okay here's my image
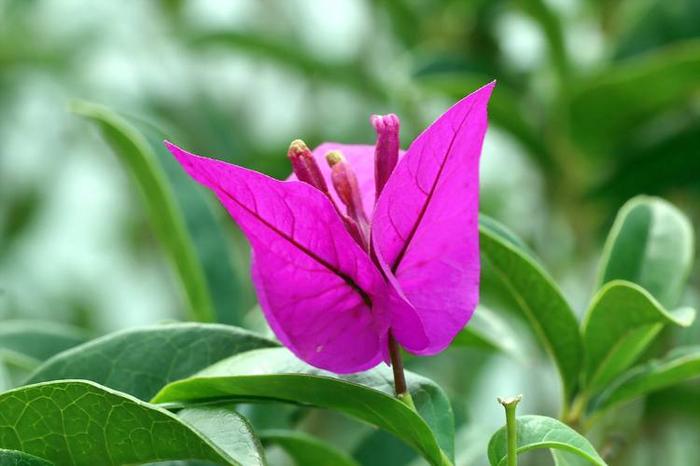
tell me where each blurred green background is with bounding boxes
[1,0,699,465]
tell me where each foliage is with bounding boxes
[1,0,699,465]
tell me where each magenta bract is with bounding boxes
[165,82,494,373]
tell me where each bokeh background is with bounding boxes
[1,0,699,465]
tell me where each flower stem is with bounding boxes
[388,332,414,408]
[498,395,523,466]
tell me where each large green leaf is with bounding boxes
[27,323,277,400]
[596,196,694,308]
[0,450,52,466]
[177,406,266,466]
[487,415,606,466]
[352,428,418,466]
[72,101,211,322]
[594,346,700,412]
[581,281,695,395]
[0,320,87,363]
[569,40,700,155]
[479,221,583,402]
[153,348,453,466]
[0,380,261,466]
[260,430,359,466]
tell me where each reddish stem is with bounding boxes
[388,331,407,396]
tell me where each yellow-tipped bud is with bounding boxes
[288,139,310,159]
[325,150,345,167]
[287,138,329,194]
[326,150,370,242]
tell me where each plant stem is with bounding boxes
[388,332,415,408]
[498,395,523,466]
[564,392,588,431]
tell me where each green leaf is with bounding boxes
[27,323,278,400]
[594,346,700,412]
[352,429,418,466]
[0,380,260,466]
[552,450,603,466]
[177,406,266,466]
[479,222,583,403]
[152,348,453,466]
[487,415,607,466]
[596,196,694,308]
[479,215,533,254]
[138,118,253,324]
[452,306,522,358]
[569,40,700,155]
[0,449,53,466]
[72,101,239,323]
[581,280,695,395]
[0,320,87,363]
[260,430,359,466]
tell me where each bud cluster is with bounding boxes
[287,114,400,251]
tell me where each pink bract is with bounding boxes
[165,82,494,373]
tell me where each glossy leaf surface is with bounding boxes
[28,323,277,400]
[153,348,453,466]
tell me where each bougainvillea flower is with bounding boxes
[165,82,494,373]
